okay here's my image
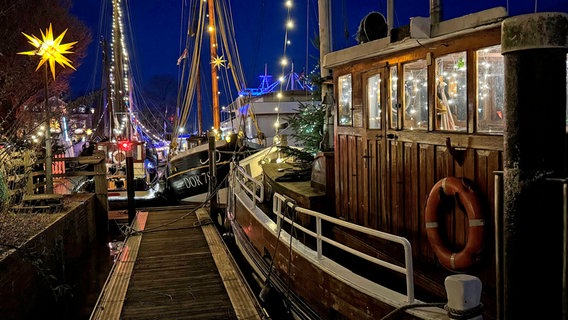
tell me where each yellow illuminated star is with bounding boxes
[18,23,77,79]
[211,55,226,69]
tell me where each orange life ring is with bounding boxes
[424,177,485,271]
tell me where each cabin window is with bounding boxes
[367,74,381,129]
[477,45,504,133]
[435,52,467,131]
[403,60,427,130]
[338,74,353,126]
[389,66,398,129]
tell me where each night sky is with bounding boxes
[68,0,568,100]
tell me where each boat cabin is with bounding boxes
[320,4,568,318]
[95,140,148,190]
[322,7,517,319]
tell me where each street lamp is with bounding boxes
[18,24,77,193]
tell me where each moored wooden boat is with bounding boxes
[226,5,568,320]
[166,137,245,201]
[95,140,163,204]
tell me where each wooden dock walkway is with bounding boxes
[90,206,263,320]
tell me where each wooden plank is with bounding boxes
[22,194,63,201]
[90,212,148,320]
[196,208,262,320]
[89,208,262,320]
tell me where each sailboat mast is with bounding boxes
[110,0,131,140]
[208,0,220,130]
[197,68,203,135]
[101,37,112,139]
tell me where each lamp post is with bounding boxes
[43,64,53,193]
[19,23,77,194]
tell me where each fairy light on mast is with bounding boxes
[109,0,133,139]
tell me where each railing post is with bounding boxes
[24,150,34,195]
[316,216,322,259]
[275,196,282,235]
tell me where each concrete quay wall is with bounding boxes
[0,194,101,319]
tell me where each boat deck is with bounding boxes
[91,206,263,320]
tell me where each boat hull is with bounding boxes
[166,139,236,201]
[166,139,261,202]
[167,162,230,200]
[229,174,447,320]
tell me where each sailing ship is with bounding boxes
[165,0,267,203]
[81,0,166,204]
[221,65,316,148]
[226,3,568,320]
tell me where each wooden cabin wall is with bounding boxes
[331,26,505,315]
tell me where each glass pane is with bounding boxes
[435,52,467,131]
[338,74,353,126]
[477,45,504,133]
[403,60,428,130]
[390,67,398,129]
[367,74,381,129]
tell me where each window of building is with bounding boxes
[403,60,428,130]
[367,74,381,129]
[435,52,467,131]
[477,45,504,133]
[338,74,353,126]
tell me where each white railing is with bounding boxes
[232,163,264,207]
[232,163,416,303]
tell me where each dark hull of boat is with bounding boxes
[167,161,231,200]
[166,140,259,201]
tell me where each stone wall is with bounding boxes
[0,194,100,319]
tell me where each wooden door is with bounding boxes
[361,67,388,229]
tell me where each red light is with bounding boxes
[118,141,131,151]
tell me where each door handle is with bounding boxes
[386,133,398,140]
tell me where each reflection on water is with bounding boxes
[66,234,117,319]
[22,233,117,320]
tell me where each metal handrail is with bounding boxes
[232,162,415,303]
[233,164,264,207]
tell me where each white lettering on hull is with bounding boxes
[182,173,206,189]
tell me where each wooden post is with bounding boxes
[24,150,34,195]
[208,131,218,219]
[93,150,109,233]
[126,148,136,224]
[501,13,568,320]
[318,0,334,151]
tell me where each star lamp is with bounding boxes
[211,55,226,69]
[18,23,77,79]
